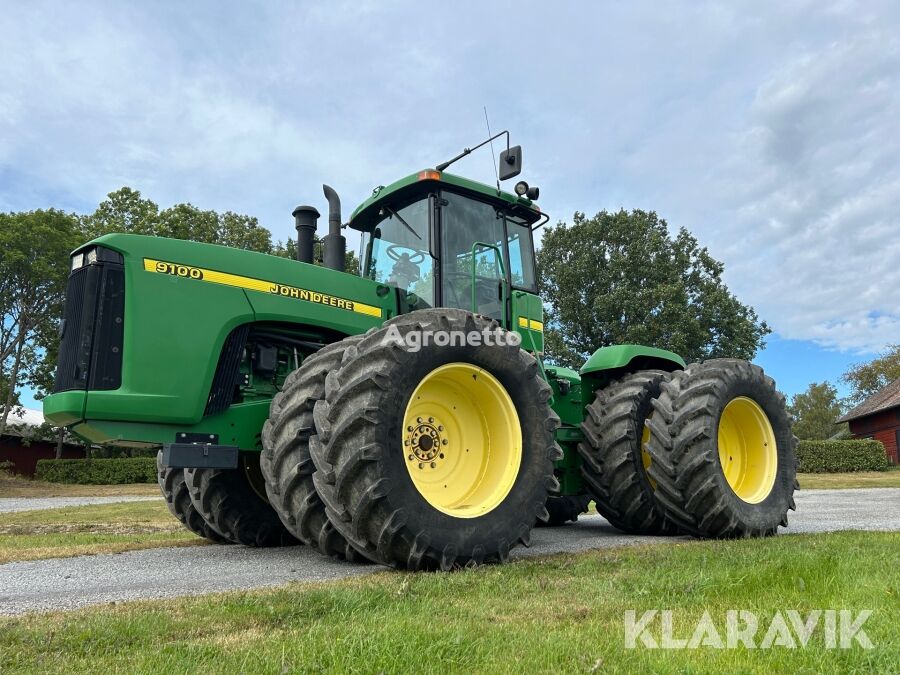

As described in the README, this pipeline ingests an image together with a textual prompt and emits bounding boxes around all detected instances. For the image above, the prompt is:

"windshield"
[362,198,434,307]
[360,189,539,316]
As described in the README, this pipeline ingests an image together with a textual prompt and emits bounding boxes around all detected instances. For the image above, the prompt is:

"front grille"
[53,248,125,393]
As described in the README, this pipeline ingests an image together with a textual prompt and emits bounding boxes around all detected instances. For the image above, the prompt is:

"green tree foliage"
[788,381,847,440]
[83,188,273,253]
[537,210,770,367]
[0,210,82,436]
[841,345,900,405]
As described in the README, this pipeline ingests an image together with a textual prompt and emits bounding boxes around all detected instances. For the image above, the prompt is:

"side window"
[506,218,537,291]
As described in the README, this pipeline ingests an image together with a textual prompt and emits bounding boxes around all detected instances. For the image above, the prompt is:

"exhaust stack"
[292,205,319,264]
[322,184,346,273]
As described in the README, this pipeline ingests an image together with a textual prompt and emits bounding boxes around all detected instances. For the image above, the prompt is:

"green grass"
[0,531,896,673]
[0,500,202,564]
[798,467,900,489]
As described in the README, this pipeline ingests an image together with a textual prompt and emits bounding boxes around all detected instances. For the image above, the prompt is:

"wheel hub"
[406,417,448,467]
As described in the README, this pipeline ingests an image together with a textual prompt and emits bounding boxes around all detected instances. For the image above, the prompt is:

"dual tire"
[579,360,797,538]
[156,451,296,547]
[306,309,562,570]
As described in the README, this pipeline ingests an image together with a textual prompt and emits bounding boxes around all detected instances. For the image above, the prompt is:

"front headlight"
[71,252,84,271]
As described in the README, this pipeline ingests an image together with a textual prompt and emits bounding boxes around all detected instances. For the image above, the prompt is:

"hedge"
[796,440,889,473]
[35,458,157,484]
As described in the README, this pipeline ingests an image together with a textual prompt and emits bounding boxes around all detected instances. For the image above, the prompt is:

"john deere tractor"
[43,134,797,570]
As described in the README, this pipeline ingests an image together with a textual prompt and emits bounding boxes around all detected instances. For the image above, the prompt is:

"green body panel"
[43,233,396,447]
[512,290,544,353]
[71,400,271,450]
[42,391,86,427]
[545,366,582,427]
[545,366,585,496]
[580,344,685,376]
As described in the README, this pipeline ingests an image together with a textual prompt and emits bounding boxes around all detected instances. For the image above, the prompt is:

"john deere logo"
[143,258,382,318]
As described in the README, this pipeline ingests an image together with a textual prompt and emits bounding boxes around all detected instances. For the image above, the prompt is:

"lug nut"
[442,439,448,445]
[417,417,423,423]
[430,462,436,468]
[407,425,413,432]
[428,417,434,423]
[418,463,424,469]
[408,454,414,461]
[438,425,443,431]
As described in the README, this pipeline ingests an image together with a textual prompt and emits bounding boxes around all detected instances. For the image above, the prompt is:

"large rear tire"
[578,371,677,535]
[186,454,298,547]
[310,309,562,570]
[261,337,367,561]
[644,359,798,538]
[156,451,228,543]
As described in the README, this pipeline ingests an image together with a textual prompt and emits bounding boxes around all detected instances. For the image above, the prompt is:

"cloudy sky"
[2,1,898,404]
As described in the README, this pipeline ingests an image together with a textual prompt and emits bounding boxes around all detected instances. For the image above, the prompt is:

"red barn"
[838,378,900,465]
[0,408,85,477]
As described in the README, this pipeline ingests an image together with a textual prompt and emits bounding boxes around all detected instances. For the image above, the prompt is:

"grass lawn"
[0,531,896,673]
[0,500,202,564]
[0,475,159,498]
[798,467,900,489]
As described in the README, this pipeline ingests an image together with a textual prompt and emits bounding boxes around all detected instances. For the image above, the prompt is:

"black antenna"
[435,130,511,172]
[483,106,500,190]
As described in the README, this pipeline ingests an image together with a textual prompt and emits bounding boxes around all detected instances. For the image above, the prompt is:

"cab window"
[362,198,434,307]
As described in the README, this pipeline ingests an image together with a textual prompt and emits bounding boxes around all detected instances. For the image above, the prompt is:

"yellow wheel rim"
[402,362,522,518]
[640,426,657,490]
[717,397,777,504]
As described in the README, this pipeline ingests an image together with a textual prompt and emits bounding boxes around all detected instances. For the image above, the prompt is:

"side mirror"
[499,145,522,181]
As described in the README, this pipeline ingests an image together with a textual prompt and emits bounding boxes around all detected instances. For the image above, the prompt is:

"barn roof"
[838,378,900,423]
[1,407,45,434]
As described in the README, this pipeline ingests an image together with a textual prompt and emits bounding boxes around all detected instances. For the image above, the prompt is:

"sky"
[2,1,898,407]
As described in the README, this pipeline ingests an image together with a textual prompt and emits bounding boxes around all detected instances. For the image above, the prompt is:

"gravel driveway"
[0,496,160,514]
[0,488,897,616]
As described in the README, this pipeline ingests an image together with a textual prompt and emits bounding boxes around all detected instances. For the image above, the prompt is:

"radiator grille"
[52,250,125,393]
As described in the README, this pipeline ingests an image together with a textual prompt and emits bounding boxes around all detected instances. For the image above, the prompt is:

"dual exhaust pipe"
[292,184,346,273]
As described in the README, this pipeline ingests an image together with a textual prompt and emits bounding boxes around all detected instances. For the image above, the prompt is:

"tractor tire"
[185,454,298,547]
[644,359,798,538]
[156,451,228,543]
[538,494,592,527]
[261,337,367,561]
[309,308,562,570]
[578,371,677,535]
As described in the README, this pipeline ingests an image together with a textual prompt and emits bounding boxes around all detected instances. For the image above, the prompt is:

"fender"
[580,344,685,381]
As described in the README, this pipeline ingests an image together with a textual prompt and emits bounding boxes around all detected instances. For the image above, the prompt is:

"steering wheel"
[386,244,425,264]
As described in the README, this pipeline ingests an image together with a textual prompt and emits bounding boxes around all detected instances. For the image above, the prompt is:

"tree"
[788,381,847,440]
[0,210,81,437]
[842,345,900,406]
[537,209,770,367]
[84,188,274,254]
[81,187,159,239]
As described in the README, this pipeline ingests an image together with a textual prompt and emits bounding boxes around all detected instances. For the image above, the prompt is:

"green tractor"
[43,134,797,570]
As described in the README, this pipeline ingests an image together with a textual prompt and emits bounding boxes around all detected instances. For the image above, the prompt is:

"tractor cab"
[349,165,545,329]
